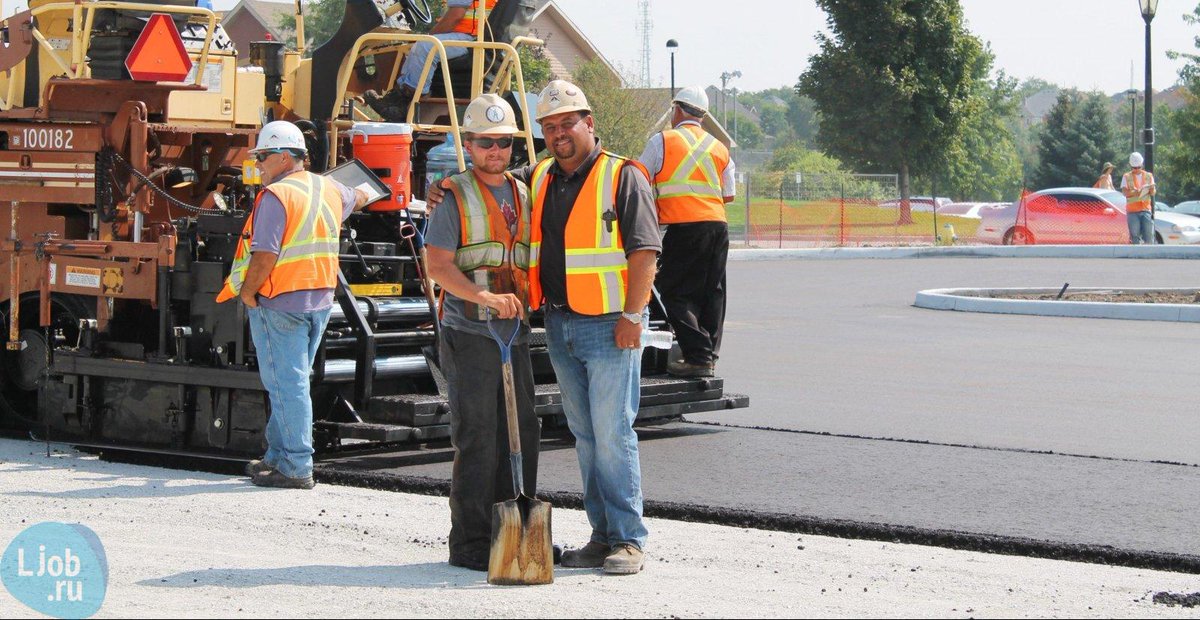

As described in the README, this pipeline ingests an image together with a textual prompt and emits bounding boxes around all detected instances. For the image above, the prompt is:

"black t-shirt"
[511,140,661,307]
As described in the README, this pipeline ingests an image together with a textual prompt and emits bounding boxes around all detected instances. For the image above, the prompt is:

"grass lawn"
[724,198,981,240]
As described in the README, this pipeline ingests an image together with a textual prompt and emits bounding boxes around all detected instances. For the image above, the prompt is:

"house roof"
[222,0,295,41]
[532,0,621,84]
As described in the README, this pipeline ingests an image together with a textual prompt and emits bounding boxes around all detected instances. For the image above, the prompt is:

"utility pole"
[720,70,740,129]
[637,0,652,88]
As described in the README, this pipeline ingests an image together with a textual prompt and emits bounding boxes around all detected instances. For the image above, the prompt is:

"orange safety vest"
[1122,169,1155,213]
[451,0,498,37]
[444,170,532,320]
[653,123,730,224]
[528,152,647,315]
[215,171,343,303]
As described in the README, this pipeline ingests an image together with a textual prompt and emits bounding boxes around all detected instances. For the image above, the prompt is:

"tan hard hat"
[535,79,591,121]
[672,86,709,114]
[462,94,519,134]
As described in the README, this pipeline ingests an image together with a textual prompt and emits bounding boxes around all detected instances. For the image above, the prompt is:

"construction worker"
[1121,152,1155,244]
[639,86,735,378]
[1093,162,1115,190]
[424,94,539,572]
[427,79,660,574]
[365,0,495,120]
[216,120,367,489]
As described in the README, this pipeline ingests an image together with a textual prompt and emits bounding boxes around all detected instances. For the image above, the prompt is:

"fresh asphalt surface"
[327,258,1200,561]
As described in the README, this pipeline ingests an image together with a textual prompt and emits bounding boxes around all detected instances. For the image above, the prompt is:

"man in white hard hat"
[425,80,660,575]
[424,94,540,571]
[1121,151,1156,244]
[217,120,368,489]
[639,86,735,378]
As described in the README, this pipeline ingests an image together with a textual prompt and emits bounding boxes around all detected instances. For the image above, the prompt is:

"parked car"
[977,188,1200,245]
[977,188,1127,245]
[1172,200,1200,216]
[937,201,1009,219]
[878,196,952,212]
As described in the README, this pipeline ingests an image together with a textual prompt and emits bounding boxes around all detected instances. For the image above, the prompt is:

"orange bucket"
[349,122,413,212]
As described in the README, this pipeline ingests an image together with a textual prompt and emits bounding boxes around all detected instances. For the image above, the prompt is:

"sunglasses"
[471,136,513,150]
[253,150,282,162]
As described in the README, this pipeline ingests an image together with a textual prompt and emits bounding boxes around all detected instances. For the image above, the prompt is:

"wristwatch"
[620,311,643,325]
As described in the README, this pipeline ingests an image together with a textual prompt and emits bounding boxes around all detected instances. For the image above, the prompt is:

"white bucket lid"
[350,122,414,137]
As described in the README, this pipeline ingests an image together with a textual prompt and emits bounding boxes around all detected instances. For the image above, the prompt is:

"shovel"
[486,313,553,585]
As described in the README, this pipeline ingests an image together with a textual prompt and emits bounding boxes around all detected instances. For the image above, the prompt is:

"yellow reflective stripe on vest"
[275,175,339,267]
[452,175,492,243]
[456,241,506,271]
[664,128,721,196]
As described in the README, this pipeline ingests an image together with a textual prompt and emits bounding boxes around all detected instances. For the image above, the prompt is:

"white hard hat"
[535,79,591,121]
[462,94,519,134]
[672,86,709,114]
[1129,151,1144,168]
[250,120,307,154]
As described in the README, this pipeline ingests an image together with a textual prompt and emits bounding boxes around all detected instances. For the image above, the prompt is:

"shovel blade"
[488,495,553,585]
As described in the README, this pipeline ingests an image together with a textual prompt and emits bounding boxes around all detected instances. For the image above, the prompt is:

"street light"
[666,39,678,98]
[1124,88,1138,152]
[1140,0,1158,175]
[720,69,741,129]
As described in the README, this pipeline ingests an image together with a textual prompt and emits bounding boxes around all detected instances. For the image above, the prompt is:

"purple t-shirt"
[250,171,356,312]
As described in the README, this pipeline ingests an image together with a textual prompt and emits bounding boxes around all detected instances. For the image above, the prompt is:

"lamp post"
[719,69,741,129]
[1124,88,1138,152]
[666,39,678,98]
[1140,0,1158,174]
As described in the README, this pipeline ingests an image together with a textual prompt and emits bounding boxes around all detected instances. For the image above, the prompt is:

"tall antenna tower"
[637,0,652,87]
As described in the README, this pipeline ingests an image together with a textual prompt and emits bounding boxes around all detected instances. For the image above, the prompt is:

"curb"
[914,287,1200,323]
[730,245,1200,261]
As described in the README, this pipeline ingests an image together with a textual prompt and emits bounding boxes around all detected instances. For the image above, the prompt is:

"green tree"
[926,68,1023,201]
[797,0,984,222]
[517,44,554,92]
[570,60,659,158]
[730,112,764,149]
[757,105,791,139]
[1031,91,1116,189]
[279,0,447,56]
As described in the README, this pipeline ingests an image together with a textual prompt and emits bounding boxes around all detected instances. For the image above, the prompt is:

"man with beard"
[424,94,539,571]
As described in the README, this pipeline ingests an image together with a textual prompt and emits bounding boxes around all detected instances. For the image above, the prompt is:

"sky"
[21,0,1193,96]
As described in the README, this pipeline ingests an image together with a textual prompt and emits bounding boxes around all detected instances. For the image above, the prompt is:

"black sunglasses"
[471,136,513,149]
[253,150,282,162]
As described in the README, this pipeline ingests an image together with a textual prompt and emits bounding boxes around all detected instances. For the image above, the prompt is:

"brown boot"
[603,543,645,575]
[667,359,714,378]
[561,541,610,568]
[363,86,415,122]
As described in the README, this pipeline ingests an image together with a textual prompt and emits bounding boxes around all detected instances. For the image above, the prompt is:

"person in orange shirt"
[1093,162,1115,190]
[1121,152,1155,244]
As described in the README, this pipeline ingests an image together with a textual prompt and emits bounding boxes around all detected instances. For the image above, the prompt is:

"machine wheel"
[1003,227,1034,245]
[0,294,92,426]
[403,0,434,25]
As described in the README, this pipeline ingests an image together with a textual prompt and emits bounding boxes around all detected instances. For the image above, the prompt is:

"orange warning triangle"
[124,13,193,82]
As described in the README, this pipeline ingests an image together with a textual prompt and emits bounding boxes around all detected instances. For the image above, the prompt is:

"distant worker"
[1093,162,1115,191]
[424,94,540,572]
[365,0,495,120]
[1121,152,1155,245]
[216,120,367,489]
[638,86,735,378]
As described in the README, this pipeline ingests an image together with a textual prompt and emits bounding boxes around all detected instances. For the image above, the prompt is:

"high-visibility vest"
[1123,170,1154,212]
[653,123,729,224]
[444,170,531,320]
[451,0,497,37]
[216,171,343,303]
[528,152,646,315]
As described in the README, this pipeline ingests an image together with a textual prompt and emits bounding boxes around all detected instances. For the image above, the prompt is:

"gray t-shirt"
[250,173,356,312]
[426,175,528,341]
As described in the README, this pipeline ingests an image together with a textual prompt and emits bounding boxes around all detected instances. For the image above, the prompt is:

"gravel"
[2,438,1199,618]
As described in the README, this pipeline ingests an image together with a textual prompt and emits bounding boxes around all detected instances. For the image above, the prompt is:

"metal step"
[366,375,735,426]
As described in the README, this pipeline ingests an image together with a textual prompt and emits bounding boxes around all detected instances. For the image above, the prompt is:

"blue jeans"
[545,307,649,550]
[398,32,473,95]
[1127,211,1155,244]
[248,305,332,479]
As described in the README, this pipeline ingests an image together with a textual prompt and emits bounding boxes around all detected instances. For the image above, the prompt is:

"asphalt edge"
[314,466,1200,576]
[730,245,1200,261]
[915,287,1200,322]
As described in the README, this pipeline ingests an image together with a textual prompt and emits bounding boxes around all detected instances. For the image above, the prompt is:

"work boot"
[363,85,415,122]
[667,359,714,378]
[251,469,315,490]
[561,541,610,568]
[603,543,645,575]
[244,459,273,477]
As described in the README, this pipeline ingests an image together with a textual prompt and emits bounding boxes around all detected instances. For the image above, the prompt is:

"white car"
[1152,210,1200,245]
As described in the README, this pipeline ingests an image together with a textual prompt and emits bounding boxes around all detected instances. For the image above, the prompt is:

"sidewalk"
[0,439,1196,618]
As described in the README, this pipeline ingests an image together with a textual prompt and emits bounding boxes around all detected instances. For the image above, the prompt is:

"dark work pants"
[439,326,540,560]
[656,221,729,365]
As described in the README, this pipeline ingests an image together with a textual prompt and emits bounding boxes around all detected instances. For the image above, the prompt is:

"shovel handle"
[488,311,526,497]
